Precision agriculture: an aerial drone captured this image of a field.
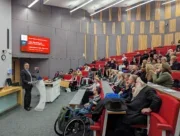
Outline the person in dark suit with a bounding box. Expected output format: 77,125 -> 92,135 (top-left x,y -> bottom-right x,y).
170,56 -> 180,70
21,63 -> 36,111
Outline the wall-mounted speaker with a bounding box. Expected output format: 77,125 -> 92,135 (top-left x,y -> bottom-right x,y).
7,29 -> 9,49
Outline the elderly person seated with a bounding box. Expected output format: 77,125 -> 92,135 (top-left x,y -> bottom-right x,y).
170,56 -> 180,70
151,63 -> 173,88
130,65 -> 140,76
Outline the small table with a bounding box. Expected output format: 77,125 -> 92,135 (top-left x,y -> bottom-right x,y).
0,86 -> 23,114
102,110 -> 126,136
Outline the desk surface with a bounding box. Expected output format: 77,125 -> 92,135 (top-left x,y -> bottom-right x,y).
0,86 -> 22,97
101,81 -> 114,95
69,89 -> 86,105
107,110 -> 126,114
147,82 -> 180,101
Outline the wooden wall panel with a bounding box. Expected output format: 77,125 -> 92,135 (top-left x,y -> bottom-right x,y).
103,23 -> 106,34
100,12 -> 103,22
109,8 -> 112,21
91,16 -> 93,22
146,3 -> 151,20
176,0 -> 180,17
116,35 -> 121,55
164,34 -> 174,45
94,23 -> 97,34
159,21 -> 165,33
169,19 -> 176,32
12,59 -> 20,83
155,1 -> 161,20
151,35 -> 162,47
139,35 -> 147,50
131,22 -> 135,34
127,35 -> 133,53
136,7 -> 141,20
127,8 -> 131,21
94,35 -> 98,60
84,34 -> 87,59
112,22 -> 116,34
121,22 -> 125,34
87,22 -> 89,34
118,7 -> 121,21
175,32 -> 180,43
150,21 -> 155,33
140,22 -> 145,34
106,36 -> 109,58
165,3 -> 171,19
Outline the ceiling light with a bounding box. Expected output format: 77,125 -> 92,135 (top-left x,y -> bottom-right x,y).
28,0 -> 39,8
126,0 -> 154,11
90,0 -> 125,16
162,0 -> 176,5
70,0 -> 94,13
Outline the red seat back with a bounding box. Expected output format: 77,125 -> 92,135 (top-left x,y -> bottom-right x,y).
63,74 -> 72,80
171,71 -> 180,80
81,71 -> 89,77
158,93 -> 179,134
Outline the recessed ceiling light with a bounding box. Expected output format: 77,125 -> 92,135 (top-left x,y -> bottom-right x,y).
28,0 -> 39,8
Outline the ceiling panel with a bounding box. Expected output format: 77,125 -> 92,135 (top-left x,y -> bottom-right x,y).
44,0 -> 166,13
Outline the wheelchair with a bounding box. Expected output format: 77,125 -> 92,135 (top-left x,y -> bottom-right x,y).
54,107 -> 91,136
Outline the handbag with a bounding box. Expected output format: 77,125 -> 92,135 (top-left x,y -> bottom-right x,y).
105,98 -> 127,112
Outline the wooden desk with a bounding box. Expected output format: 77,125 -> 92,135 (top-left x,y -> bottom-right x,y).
102,110 -> 126,136
0,86 -> 23,114
147,82 -> 180,136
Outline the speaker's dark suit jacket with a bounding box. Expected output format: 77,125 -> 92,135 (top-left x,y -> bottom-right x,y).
20,69 -> 34,89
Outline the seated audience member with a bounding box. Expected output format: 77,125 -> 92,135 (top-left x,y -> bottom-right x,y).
68,68 -> 73,74
122,54 -> 127,61
59,71 -> 64,79
130,65 -> 140,76
122,57 -> 129,68
157,51 -> 162,58
54,71 -> 60,79
92,60 -> 96,64
76,68 -> 82,76
155,59 -> 162,69
109,70 -> 118,83
90,65 -> 97,79
141,60 -> 147,69
106,58 -> 112,77
104,61 -> 110,78
133,52 -> 141,65
146,64 -> 154,82
140,51 -> 149,64
110,59 -> 116,70
149,47 -> 157,58
118,75 -> 137,98
151,63 -> 173,88
166,49 -> 174,62
113,72 -> 125,88
118,63 -> 126,71
113,58 -> 117,63
77,87 -> 101,115
170,56 -> 180,70
161,56 -> 168,64
84,64 -> 91,71
81,77 -> 100,105
113,77 -> 162,136
147,57 -> 152,64
66,72 -> 78,92
152,59 -> 157,65
97,65 -> 103,78
175,40 -> 180,55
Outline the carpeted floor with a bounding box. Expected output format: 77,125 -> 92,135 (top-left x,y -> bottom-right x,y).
0,90 -> 77,136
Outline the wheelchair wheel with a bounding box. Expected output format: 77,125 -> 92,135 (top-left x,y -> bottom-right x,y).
63,117 -> 85,136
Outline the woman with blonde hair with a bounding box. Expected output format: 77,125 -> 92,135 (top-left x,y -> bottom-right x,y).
145,64 -> 154,82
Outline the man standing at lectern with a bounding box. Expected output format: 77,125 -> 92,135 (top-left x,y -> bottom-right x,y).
21,63 -> 36,111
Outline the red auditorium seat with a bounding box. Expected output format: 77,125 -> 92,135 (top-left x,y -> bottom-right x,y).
148,93 -> 180,136
76,76 -> 82,86
81,71 -> 89,77
63,74 -> 72,80
177,57 -> 180,63
171,71 -> 180,80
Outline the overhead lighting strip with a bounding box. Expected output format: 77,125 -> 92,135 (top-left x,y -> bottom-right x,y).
28,0 -> 39,8
90,0 -> 125,16
126,0 -> 154,11
70,0 -> 94,13
162,0 -> 176,5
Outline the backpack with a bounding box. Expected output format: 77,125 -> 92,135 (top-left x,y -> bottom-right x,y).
173,79 -> 180,88
54,106 -> 74,135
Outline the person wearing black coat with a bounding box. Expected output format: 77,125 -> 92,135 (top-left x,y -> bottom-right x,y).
170,56 -> 180,70
21,63 -> 36,111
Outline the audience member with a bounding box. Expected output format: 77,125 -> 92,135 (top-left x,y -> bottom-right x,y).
113,77 -> 162,136
130,65 -> 140,76
170,56 -> 180,70
133,52 -> 141,65
149,47 -> 157,58
76,68 -> 82,76
146,64 -> 154,82
161,57 -> 168,64
110,60 -> 116,70
147,57 -> 152,64
81,77 -> 100,105
122,54 -> 127,61
140,51 -> 149,64
141,60 -> 147,69
84,64 -> 91,71
77,87 -> 101,115
151,63 -> 173,88
166,49 -> 173,62
68,72 -> 78,92
175,40 -> 180,55
68,68 -> 73,74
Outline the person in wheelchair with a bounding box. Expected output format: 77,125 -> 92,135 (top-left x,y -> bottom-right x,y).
77,87 -> 101,115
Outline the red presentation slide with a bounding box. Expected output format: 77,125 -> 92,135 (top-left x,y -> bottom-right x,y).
20,35 -> 50,54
